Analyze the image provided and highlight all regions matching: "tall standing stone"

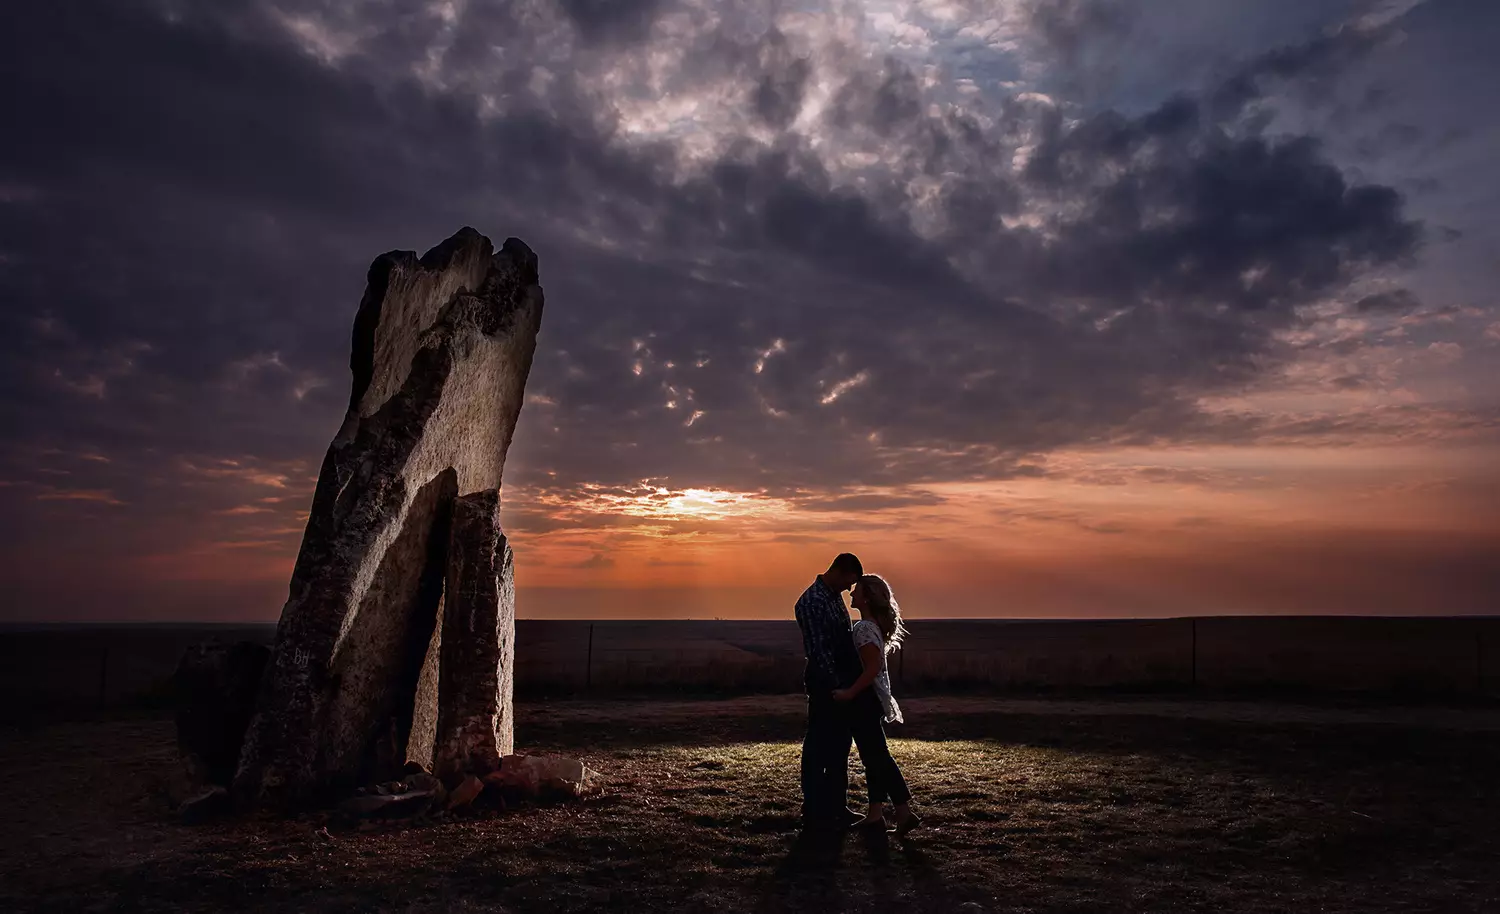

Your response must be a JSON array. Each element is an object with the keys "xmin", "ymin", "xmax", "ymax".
[
  {"xmin": 234, "ymin": 228, "xmax": 543, "ymax": 808},
  {"xmin": 432, "ymin": 489, "xmax": 515, "ymax": 782}
]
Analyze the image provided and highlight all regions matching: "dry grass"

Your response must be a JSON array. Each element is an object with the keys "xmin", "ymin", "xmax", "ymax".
[{"xmin": 1, "ymin": 696, "xmax": 1497, "ymax": 913}]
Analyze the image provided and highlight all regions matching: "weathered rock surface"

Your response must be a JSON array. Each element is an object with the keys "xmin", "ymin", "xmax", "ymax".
[
  {"xmin": 173, "ymin": 640, "xmax": 271, "ymax": 786},
  {"xmin": 234, "ymin": 228, "xmax": 543, "ymax": 809},
  {"xmin": 432, "ymin": 490, "xmax": 515, "ymax": 782},
  {"xmin": 405, "ymin": 593, "xmax": 445, "ymax": 771}
]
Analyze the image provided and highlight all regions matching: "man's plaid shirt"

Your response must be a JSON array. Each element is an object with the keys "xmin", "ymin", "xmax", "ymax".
[{"xmin": 794, "ymin": 577, "xmax": 862, "ymax": 694}]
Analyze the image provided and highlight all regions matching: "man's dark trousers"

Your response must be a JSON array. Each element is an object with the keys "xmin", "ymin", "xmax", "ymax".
[{"xmin": 801, "ymin": 690, "xmax": 852, "ymax": 820}]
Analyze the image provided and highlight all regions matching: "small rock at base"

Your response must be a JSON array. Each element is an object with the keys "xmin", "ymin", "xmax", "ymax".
[
  {"xmin": 447, "ymin": 774, "xmax": 484, "ymax": 811},
  {"xmin": 405, "ymin": 773, "xmax": 447, "ymax": 806},
  {"xmin": 339, "ymin": 789, "xmax": 437, "ymax": 820},
  {"xmin": 341, "ymin": 794, "xmax": 394, "ymax": 818},
  {"xmin": 489, "ymin": 754, "xmax": 602, "ymax": 801},
  {"xmin": 179, "ymin": 786, "xmax": 231, "ymax": 824}
]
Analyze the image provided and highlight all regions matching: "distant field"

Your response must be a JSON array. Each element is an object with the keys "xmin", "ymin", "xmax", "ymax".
[
  {"xmin": 2, "ymin": 696, "xmax": 1497, "ymax": 912},
  {"xmin": 1, "ymin": 617, "xmax": 1496, "ymax": 719}
]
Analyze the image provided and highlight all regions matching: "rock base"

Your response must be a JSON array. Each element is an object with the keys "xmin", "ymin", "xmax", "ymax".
[{"xmin": 333, "ymin": 755, "xmax": 602, "ymax": 827}]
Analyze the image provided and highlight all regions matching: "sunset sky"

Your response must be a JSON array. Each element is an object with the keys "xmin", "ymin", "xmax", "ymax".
[{"xmin": 2, "ymin": 0, "xmax": 1497, "ymax": 622}]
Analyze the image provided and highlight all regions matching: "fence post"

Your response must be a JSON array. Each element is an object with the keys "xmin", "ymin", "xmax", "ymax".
[
  {"xmin": 585, "ymin": 623, "xmax": 594, "ymax": 692},
  {"xmin": 1477, "ymin": 627, "xmax": 1485, "ymax": 695},
  {"xmin": 1190, "ymin": 618, "xmax": 1198, "ymax": 689},
  {"xmin": 98, "ymin": 646, "xmax": 109, "ymax": 707}
]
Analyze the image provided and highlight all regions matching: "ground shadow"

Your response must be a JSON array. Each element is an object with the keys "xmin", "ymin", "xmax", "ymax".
[
  {"xmin": 757, "ymin": 826, "xmax": 848, "ymax": 913},
  {"xmin": 753, "ymin": 821, "xmax": 967, "ymax": 912}
]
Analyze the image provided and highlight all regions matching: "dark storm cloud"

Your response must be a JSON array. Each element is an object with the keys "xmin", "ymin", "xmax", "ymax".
[
  {"xmin": 1207, "ymin": 15, "xmax": 1404, "ymax": 124},
  {"xmin": 557, "ymin": 0, "xmax": 668, "ymax": 46},
  {"xmin": 0, "ymin": 0, "xmax": 1428, "ymax": 532},
  {"xmin": 751, "ymin": 35, "xmax": 813, "ymax": 129},
  {"xmin": 1030, "ymin": 131, "xmax": 1420, "ymax": 313},
  {"xmin": 828, "ymin": 57, "xmax": 923, "ymax": 136},
  {"xmin": 1353, "ymin": 289, "xmax": 1422, "ymax": 312},
  {"xmin": 795, "ymin": 491, "xmax": 947, "ymax": 513},
  {"xmin": 1023, "ymin": 0, "xmax": 1133, "ymax": 65}
]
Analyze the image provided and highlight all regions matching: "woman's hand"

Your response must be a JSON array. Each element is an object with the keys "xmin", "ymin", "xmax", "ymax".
[{"xmin": 831, "ymin": 688, "xmax": 854, "ymax": 702}]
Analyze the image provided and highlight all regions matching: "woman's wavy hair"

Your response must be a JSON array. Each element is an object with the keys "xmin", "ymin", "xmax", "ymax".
[{"xmin": 857, "ymin": 574, "xmax": 907, "ymax": 652}]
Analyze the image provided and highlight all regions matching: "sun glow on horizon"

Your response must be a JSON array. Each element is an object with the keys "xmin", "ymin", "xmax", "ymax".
[{"xmin": 560, "ymin": 481, "xmax": 791, "ymax": 523}]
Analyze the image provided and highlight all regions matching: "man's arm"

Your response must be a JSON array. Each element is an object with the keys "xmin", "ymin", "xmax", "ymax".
[
  {"xmin": 828, "ymin": 602, "xmax": 862, "ymax": 688},
  {"xmin": 834, "ymin": 642, "xmax": 883, "ymax": 700}
]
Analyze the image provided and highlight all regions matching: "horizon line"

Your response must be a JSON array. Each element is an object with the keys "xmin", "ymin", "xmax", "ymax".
[{"xmin": 2, "ymin": 613, "xmax": 1496, "ymax": 629}]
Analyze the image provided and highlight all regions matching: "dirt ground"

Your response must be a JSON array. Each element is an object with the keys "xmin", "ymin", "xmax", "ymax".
[{"xmin": 2, "ymin": 695, "xmax": 1497, "ymax": 913}]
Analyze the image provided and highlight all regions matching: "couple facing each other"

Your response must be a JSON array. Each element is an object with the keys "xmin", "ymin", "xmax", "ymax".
[{"xmin": 794, "ymin": 552, "xmax": 922, "ymax": 836}]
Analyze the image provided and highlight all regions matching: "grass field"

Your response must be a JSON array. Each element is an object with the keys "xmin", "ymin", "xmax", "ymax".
[{"xmin": 2, "ymin": 696, "xmax": 1498, "ymax": 913}]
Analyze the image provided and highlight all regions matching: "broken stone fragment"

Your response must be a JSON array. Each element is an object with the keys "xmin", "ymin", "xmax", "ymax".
[
  {"xmin": 338, "ymin": 788, "xmax": 438, "ymax": 820},
  {"xmin": 166, "ymin": 754, "xmax": 210, "ymax": 807},
  {"xmin": 487, "ymin": 754, "xmax": 602, "ymax": 801},
  {"xmin": 405, "ymin": 773, "xmax": 447, "ymax": 808},
  {"xmin": 446, "ymin": 774, "xmax": 484, "ymax": 811},
  {"xmin": 339, "ymin": 794, "xmax": 393, "ymax": 818},
  {"xmin": 179, "ymin": 786, "xmax": 232, "ymax": 824},
  {"xmin": 233, "ymin": 229, "xmax": 543, "ymax": 809},
  {"xmin": 432, "ymin": 489, "xmax": 514, "ymax": 783}
]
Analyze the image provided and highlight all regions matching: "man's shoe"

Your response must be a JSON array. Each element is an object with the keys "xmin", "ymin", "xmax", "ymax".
[{"xmin": 800, "ymin": 808, "xmax": 864, "ymax": 830}]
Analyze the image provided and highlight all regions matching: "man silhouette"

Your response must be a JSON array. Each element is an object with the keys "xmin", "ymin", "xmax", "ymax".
[{"xmin": 794, "ymin": 552, "xmax": 865, "ymax": 829}]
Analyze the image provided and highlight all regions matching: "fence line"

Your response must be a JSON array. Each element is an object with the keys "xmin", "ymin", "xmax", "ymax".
[
  {"xmin": 98, "ymin": 646, "xmax": 109, "ymax": 707},
  {"xmin": 1191, "ymin": 618, "xmax": 1197, "ymax": 688},
  {"xmin": 1479, "ymin": 629, "xmax": 1486, "ymax": 693},
  {"xmin": 4, "ymin": 617, "xmax": 1497, "ymax": 710}
]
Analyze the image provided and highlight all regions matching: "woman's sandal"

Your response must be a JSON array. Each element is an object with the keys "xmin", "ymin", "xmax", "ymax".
[
  {"xmin": 890, "ymin": 812, "xmax": 923, "ymax": 837},
  {"xmin": 854, "ymin": 815, "xmax": 889, "ymax": 830}
]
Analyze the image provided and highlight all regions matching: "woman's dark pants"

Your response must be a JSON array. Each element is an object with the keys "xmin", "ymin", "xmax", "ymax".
[{"xmin": 848, "ymin": 692, "xmax": 911, "ymax": 806}]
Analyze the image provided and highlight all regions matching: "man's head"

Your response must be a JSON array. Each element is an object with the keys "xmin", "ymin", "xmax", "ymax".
[{"xmin": 822, "ymin": 553, "xmax": 864, "ymax": 592}]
